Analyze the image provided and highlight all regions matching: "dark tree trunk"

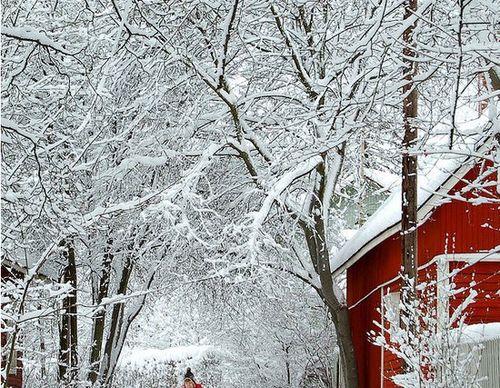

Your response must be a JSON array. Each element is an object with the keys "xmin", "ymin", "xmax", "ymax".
[
  {"xmin": 329, "ymin": 305, "xmax": 358, "ymax": 388},
  {"xmin": 103, "ymin": 269, "xmax": 154, "ymax": 388},
  {"xmin": 98, "ymin": 255, "xmax": 133, "ymax": 386},
  {"xmin": 301, "ymin": 156, "xmax": 359, "ymax": 388},
  {"xmin": 88, "ymin": 240, "xmax": 114, "ymax": 384},
  {"xmin": 302, "ymin": 221, "xmax": 359, "ymax": 388},
  {"xmin": 58, "ymin": 240, "xmax": 78, "ymax": 386},
  {"xmin": 401, "ymin": 0, "xmax": 419, "ymax": 335},
  {"xmin": 283, "ymin": 344, "xmax": 291, "ymax": 386},
  {"xmin": 487, "ymin": 68, "xmax": 500, "ymax": 92}
]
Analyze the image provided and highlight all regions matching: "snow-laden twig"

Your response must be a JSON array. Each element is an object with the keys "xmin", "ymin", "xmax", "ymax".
[
  {"xmin": 248, "ymin": 156, "xmax": 322, "ymax": 260},
  {"xmin": 2, "ymin": 26, "xmax": 72, "ymax": 55}
]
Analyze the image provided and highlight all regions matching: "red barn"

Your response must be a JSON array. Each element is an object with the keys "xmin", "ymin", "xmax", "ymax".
[{"xmin": 333, "ymin": 136, "xmax": 500, "ymax": 387}]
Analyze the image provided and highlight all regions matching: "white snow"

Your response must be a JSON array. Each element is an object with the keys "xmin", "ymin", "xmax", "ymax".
[
  {"xmin": 341, "ymin": 229, "xmax": 358, "ymax": 240},
  {"xmin": 364, "ymin": 168, "xmax": 400, "ymax": 192},
  {"xmin": 1, "ymin": 118, "xmax": 40, "ymax": 142},
  {"xmin": 118, "ymin": 345, "xmax": 214, "ymax": 368},
  {"xmin": 332, "ymin": 111, "xmax": 491, "ymax": 273},
  {"xmin": 455, "ymin": 322, "xmax": 500, "ymax": 344},
  {"xmin": 248, "ymin": 155, "xmax": 322, "ymax": 258},
  {"xmin": 2, "ymin": 26, "xmax": 70, "ymax": 54}
]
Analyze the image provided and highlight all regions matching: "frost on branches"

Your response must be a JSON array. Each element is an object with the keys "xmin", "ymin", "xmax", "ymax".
[
  {"xmin": 372, "ymin": 256, "xmax": 500, "ymax": 388},
  {"xmin": 1, "ymin": 0, "xmax": 499, "ymax": 386}
]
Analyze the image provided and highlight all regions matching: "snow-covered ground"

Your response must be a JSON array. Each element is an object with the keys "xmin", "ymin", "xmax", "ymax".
[{"xmin": 118, "ymin": 344, "xmax": 215, "ymax": 368}]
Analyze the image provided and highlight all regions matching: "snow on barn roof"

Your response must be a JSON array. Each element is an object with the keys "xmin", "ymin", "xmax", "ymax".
[
  {"xmin": 364, "ymin": 168, "xmax": 400, "ymax": 192},
  {"xmin": 331, "ymin": 109, "xmax": 495, "ymax": 275}
]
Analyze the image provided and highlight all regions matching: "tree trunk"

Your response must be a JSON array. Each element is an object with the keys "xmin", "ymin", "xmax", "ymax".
[
  {"xmin": 58, "ymin": 240, "xmax": 78, "ymax": 386},
  {"xmin": 98, "ymin": 255, "xmax": 133, "ymax": 386},
  {"xmin": 88, "ymin": 240, "xmax": 114, "ymax": 384},
  {"xmin": 401, "ymin": 0, "xmax": 418, "ymax": 337},
  {"xmin": 99, "ymin": 260, "xmax": 156, "ymax": 388},
  {"xmin": 301, "ymin": 157, "xmax": 359, "ymax": 388},
  {"xmin": 329, "ymin": 305, "xmax": 358, "ymax": 388},
  {"xmin": 487, "ymin": 67, "xmax": 500, "ymax": 92},
  {"xmin": 103, "ymin": 273, "xmax": 154, "ymax": 388},
  {"xmin": 283, "ymin": 344, "xmax": 291, "ymax": 386}
]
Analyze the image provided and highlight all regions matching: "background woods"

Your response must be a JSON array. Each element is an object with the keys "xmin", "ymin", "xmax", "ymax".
[{"xmin": 1, "ymin": 0, "xmax": 498, "ymax": 387}]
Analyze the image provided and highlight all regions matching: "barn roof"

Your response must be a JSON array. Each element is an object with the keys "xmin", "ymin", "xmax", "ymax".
[{"xmin": 331, "ymin": 110, "xmax": 496, "ymax": 275}]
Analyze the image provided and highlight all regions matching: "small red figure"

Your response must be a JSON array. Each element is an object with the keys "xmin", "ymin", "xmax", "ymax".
[{"xmin": 182, "ymin": 367, "xmax": 203, "ymax": 388}]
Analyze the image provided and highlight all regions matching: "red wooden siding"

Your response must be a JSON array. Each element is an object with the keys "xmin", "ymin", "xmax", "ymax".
[
  {"xmin": 346, "ymin": 165, "xmax": 500, "ymax": 387},
  {"xmin": 449, "ymin": 261, "xmax": 500, "ymax": 323}
]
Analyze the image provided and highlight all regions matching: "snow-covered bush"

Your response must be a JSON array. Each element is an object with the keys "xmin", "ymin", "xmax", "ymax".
[
  {"xmin": 299, "ymin": 356, "xmax": 339, "ymax": 388},
  {"xmin": 112, "ymin": 345, "xmax": 226, "ymax": 388},
  {"xmin": 372, "ymin": 265, "xmax": 497, "ymax": 387}
]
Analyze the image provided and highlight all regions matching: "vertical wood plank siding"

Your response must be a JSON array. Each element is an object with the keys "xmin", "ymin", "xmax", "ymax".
[{"xmin": 346, "ymin": 165, "xmax": 500, "ymax": 387}]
